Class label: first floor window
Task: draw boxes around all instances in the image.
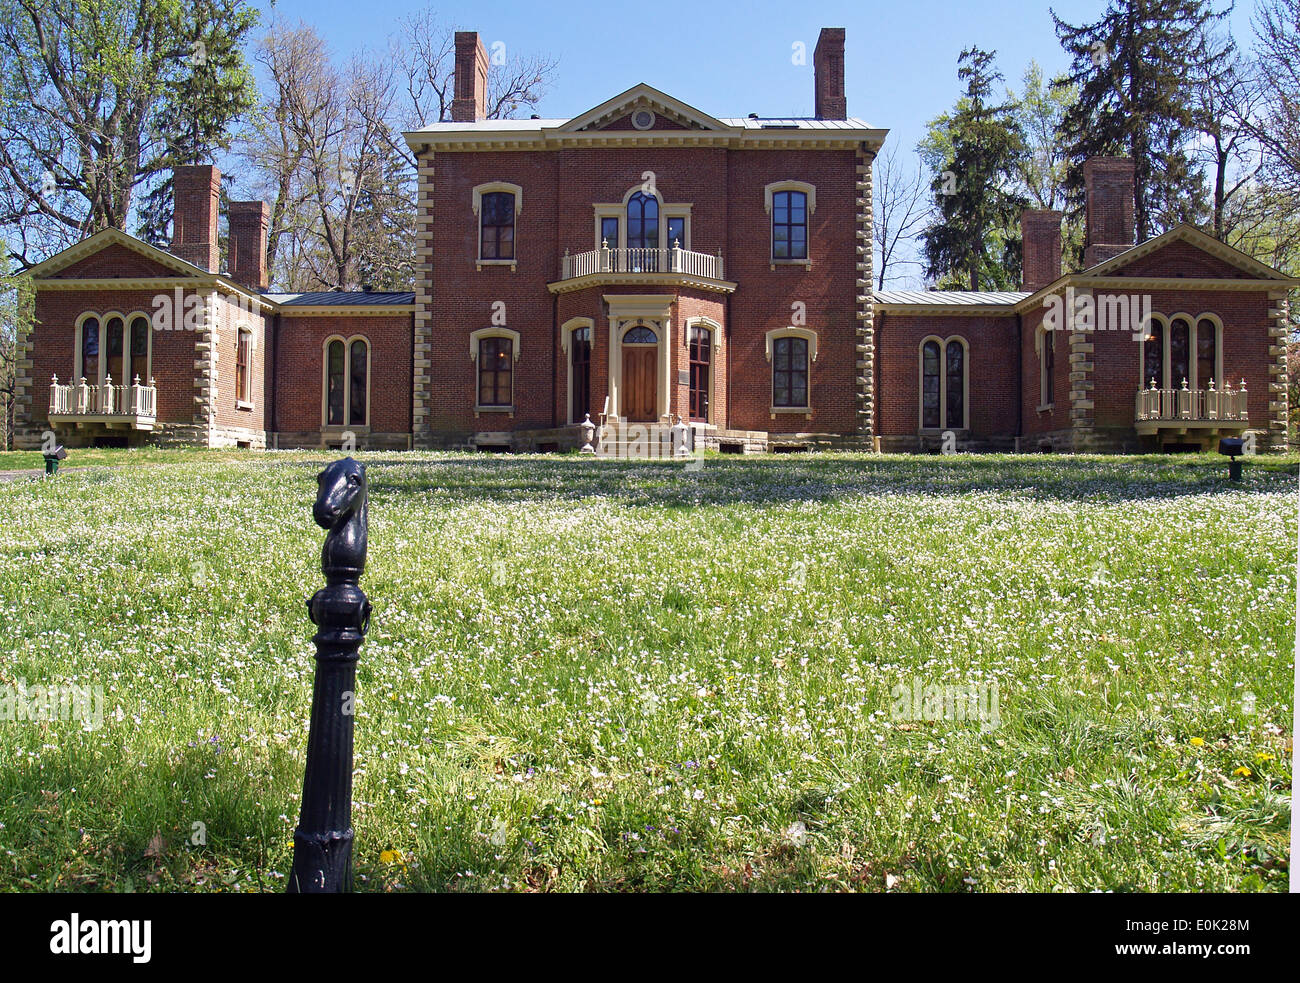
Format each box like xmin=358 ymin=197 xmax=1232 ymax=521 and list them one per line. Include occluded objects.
xmin=1040 ymin=329 xmax=1054 ymax=406
xmin=921 ymin=338 xmax=966 ymax=429
xmin=236 ymin=329 xmax=251 ymax=404
xmin=130 ymin=316 xmax=149 ymax=383
xmin=1170 ymin=317 xmax=1191 ymax=389
xmin=689 ymin=326 xmax=711 ymax=420
xmin=80 ymin=317 xmax=99 ymax=383
xmin=326 ymin=337 xmax=369 ymax=426
xmin=772 ymin=336 xmax=808 ymax=408
xmin=479 ymin=336 xmax=513 ymax=406
xmin=1143 ymin=325 xmax=1163 ymax=389
xmin=1197 ymin=317 xmax=1217 ymax=389
xmin=571 ymin=326 xmax=590 ymax=422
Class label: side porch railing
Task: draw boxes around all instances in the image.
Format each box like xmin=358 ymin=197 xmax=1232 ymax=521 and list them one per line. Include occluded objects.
xmin=1135 ymin=378 xmax=1248 ymax=423
xmin=49 ymin=374 xmax=158 ymax=419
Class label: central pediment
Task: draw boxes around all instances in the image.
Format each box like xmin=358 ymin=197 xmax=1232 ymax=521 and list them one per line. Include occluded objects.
xmin=560 ymin=84 xmax=731 ymax=133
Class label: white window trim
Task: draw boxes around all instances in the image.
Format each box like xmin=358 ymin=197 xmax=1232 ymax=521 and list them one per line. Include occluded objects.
xmin=235 ymin=326 xmax=254 ymax=409
xmin=684 ymin=316 xmax=722 ymax=425
xmin=561 ymin=317 xmax=595 ymax=424
xmin=591 ymin=188 xmax=693 ymax=251
xmin=470 ymin=326 xmax=521 ymax=414
xmin=1034 ymin=324 xmax=1055 ymax=412
xmin=321 ymin=334 xmax=371 ymax=429
xmin=764 ymin=180 xmax=816 ymax=269
xmin=603 ymin=294 xmax=676 ymax=421
xmin=918 ymin=335 xmax=969 ymax=432
xmin=74 ymin=310 xmax=153 ymax=389
xmin=765 ymin=326 xmax=816 ymax=415
xmin=472 ymin=182 xmax=522 ymax=270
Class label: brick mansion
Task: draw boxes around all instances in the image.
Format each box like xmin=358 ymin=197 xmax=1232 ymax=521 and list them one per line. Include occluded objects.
xmin=13 ymin=28 xmax=1297 ymax=454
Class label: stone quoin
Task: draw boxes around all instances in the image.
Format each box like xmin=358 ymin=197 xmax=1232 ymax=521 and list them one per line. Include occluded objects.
xmin=13 ymin=28 xmax=1297 ymax=454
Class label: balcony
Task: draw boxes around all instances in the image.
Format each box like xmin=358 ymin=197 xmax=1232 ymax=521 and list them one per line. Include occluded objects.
xmin=1134 ymin=380 xmax=1248 ymax=436
xmin=49 ymin=374 xmax=158 ymax=430
xmin=555 ymin=244 xmax=730 ymax=291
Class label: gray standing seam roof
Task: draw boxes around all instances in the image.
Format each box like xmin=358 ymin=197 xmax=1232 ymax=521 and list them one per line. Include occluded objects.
xmin=874 ymin=290 xmax=1031 ymax=306
xmin=262 ymin=291 xmax=415 ymax=306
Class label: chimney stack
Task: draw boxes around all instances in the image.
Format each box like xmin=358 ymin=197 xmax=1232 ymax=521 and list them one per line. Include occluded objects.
xmin=814 ymin=28 xmax=847 ymax=121
xmin=452 ymin=32 xmax=489 ymax=123
xmin=1082 ymin=157 xmax=1135 ymax=266
xmin=171 ymin=165 xmax=220 ymax=272
xmin=1020 ymin=209 xmax=1063 ymax=291
xmin=228 ymin=200 xmax=269 ymax=290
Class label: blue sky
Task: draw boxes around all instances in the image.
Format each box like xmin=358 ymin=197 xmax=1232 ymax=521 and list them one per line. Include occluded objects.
xmin=255 ymin=0 xmax=1259 ymax=160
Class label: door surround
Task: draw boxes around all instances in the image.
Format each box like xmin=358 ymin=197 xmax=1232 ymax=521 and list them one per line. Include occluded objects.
xmin=604 ymin=293 xmax=674 ymax=420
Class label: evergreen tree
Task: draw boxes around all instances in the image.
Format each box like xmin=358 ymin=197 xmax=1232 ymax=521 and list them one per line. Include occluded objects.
xmin=921 ymin=47 xmax=1027 ymax=291
xmin=1051 ymin=0 xmax=1230 ymax=245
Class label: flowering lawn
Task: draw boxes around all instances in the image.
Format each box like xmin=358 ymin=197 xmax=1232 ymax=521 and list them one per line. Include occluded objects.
xmin=0 ymin=450 xmax=1294 ymax=892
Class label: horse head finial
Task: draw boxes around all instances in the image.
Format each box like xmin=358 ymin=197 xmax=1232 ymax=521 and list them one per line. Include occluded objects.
xmin=314 ymin=457 xmax=368 ymax=583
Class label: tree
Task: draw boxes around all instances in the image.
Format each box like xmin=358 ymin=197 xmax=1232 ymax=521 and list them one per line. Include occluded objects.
xmin=1051 ymin=0 xmax=1230 ymax=244
xmin=1190 ymin=38 xmax=1263 ymax=242
xmin=1250 ymin=0 xmax=1300 ymax=198
xmin=872 ymin=144 xmax=929 ymax=289
xmin=921 ymin=47 xmax=1027 ymax=291
xmin=0 ymin=0 xmax=258 ymax=268
xmin=0 ymin=243 xmax=33 ymax=449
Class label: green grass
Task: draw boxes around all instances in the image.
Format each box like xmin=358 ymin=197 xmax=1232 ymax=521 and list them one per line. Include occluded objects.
xmin=0 ymin=451 xmax=1293 ymax=892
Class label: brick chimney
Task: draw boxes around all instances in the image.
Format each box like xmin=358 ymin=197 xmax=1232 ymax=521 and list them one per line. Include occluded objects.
xmin=1020 ymin=209 xmax=1062 ymax=291
xmin=1083 ymin=157 xmax=1135 ymax=267
xmin=228 ymin=200 xmax=269 ymax=290
xmin=451 ymin=32 xmax=489 ymax=122
xmin=814 ymin=27 xmax=847 ymax=121
xmin=171 ymin=165 xmax=221 ymax=272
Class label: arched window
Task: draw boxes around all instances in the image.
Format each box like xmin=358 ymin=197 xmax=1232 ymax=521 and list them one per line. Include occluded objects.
xmin=1170 ymin=317 xmax=1191 ymax=389
xmin=129 ymin=315 xmax=150 ymax=385
xmin=626 ymin=192 xmax=659 ymax=250
xmin=104 ymin=316 xmax=125 ymax=384
xmin=79 ymin=316 xmax=100 ymax=383
xmin=689 ymin=325 xmax=711 ymax=421
xmin=772 ymin=190 xmax=808 ymax=260
xmin=1142 ymin=318 xmax=1164 ymax=389
xmin=570 ymin=325 xmax=591 ymax=424
xmin=325 ymin=336 xmax=369 ymax=426
xmin=946 ymin=341 xmax=965 ymax=429
xmin=1038 ymin=327 xmax=1055 ymax=407
xmin=922 ymin=340 xmax=941 ymax=429
xmin=622 ymin=325 xmax=658 ymax=344
xmin=1196 ymin=317 xmax=1218 ymax=389
xmin=919 ymin=337 xmax=968 ymax=430
xmin=479 ymin=191 xmax=515 ymax=260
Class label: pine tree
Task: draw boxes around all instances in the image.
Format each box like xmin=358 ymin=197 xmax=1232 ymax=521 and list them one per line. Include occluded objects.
xmin=921 ymin=47 xmax=1027 ymax=291
xmin=1051 ymin=0 xmax=1230 ymax=245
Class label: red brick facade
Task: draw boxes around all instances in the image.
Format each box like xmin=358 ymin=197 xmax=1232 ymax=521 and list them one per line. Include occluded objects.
xmin=13 ymin=28 xmax=1295 ymax=454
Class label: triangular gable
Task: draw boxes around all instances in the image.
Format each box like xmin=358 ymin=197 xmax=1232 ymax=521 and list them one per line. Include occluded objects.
xmin=560 ymin=83 xmax=730 ymax=133
xmin=1085 ymin=224 xmax=1292 ymax=281
xmin=27 ymin=227 xmax=207 ymax=280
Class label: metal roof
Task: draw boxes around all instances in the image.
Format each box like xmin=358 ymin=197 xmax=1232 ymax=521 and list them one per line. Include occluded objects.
xmin=874 ymin=290 xmax=1031 ymax=306
xmin=720 ymin=117 xmax=877 ymax=129
xmin=409 ymin=116 xmax=877 ymax=134
xmin=263 ymin=291 xmax=415 ymax=306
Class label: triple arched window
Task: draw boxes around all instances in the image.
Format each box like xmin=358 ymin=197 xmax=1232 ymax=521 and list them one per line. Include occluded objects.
xmin=75 ymin=312 xmax=152 ymax=387
xmin=1141 ymin=314 xmax=1223 ymax=392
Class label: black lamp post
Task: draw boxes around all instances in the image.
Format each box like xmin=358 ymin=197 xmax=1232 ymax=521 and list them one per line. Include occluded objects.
xmin=1218 ymin=436 xmax=1245 ymax=482
xmin=288 ymin=457 xmax=371 ymax=893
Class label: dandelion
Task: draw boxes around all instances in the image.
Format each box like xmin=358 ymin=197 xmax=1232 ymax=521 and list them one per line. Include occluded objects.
xmin=1189 ymin=737 xmax=1205 ymax=747
xmin=1233 ymin=767 xmax=1252 ymax=778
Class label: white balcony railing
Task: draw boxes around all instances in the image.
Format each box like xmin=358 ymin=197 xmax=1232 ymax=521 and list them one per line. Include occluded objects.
xmin=560 ymin=243 xmax=725 ymax=281
xmin=49 ymin=374 xmax=157 ymax=421
xmin=1135 ymin=378 xmax=1248 ymax=424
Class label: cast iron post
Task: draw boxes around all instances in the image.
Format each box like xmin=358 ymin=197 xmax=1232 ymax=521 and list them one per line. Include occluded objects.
xmin=288 ymin=457 xmax=371 ymax=893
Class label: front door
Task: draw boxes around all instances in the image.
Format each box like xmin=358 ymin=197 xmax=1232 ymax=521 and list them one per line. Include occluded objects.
xmin=622 ymin=346 xmax=658 ymax=422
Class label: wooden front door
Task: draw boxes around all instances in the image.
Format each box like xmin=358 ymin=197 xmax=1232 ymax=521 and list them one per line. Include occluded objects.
xmin=622 ymin=346 xmax=658 ymax=422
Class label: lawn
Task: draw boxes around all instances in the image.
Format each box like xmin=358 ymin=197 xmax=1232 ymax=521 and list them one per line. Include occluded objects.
xmin=0 ymin=451 xmax=1294 ymax=892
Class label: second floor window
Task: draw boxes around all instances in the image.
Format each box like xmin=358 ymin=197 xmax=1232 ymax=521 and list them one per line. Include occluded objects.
xmin=772 ymin=336 xmax=808 ymax=408
xmin=480 ymin=191 xmax=515 ymax=260
xmin=478 ymin=336 xmax=513 ymax=406
xmin=772 ymin=190 xmax=807 ymax=260
xmin=627 ymin=192 xmax=658 ymax=249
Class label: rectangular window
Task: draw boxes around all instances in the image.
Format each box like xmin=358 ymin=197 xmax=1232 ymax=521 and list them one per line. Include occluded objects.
xmin=571 ymin=327 xmax=591 ymax=423
xmin=772 ymin=337 xmax=808 ymax=408
xmin=772 ymin=190 xmax=808 ymax=260
xmin=689 ymin=326 xmax=711 ymax=420
xmin=1042 ymin=330 xmax=1054 ymax=406
xmin=236 ymin=330 xmax=250 ymax=403
xmin=601 ymin=216 xmax=619 ymax=248
xmin=480 ymin=192 xmax=515 ymax=260
xmin=667 ymin=216 xmax=686 ymax=250
xmin=478 ymin=337 xmax=513 ymax=406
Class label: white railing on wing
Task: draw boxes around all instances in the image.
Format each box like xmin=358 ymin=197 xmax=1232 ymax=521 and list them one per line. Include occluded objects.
xmin=1134 ymin=378 xmax=1248 ymax=423
xmin=49 ymin=374 xmax=157 ymax=418
xmin=560 ymin=243 xmax=724 ymax=280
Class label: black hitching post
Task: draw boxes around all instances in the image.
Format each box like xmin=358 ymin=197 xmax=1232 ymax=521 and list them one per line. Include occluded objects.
xmin=288 ymin=457 xmax=371 ymax=893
